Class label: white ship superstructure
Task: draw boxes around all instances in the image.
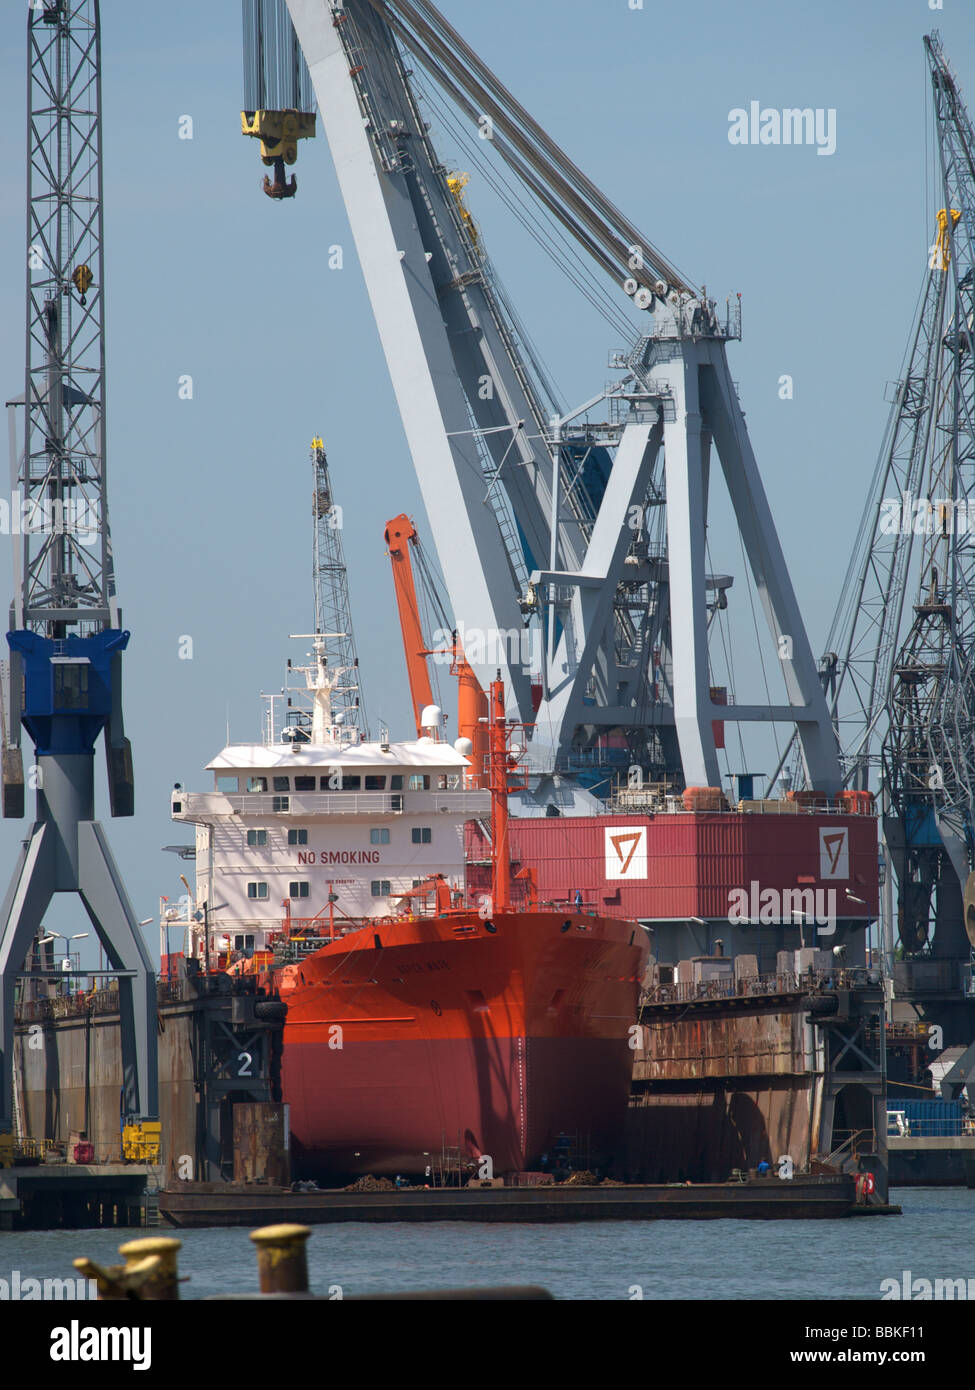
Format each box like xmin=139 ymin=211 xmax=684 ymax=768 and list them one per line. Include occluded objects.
xmin=170 ymin=646 xmax=489 ymax=959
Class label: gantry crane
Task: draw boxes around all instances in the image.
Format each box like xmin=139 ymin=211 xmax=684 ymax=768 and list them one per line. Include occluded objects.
xmin=277 ymin=0 xmax=840 ymax=806
xmin=0 ymin=1 xmax=157 ymax=1136
xmin=801 ymin=33 xmax=975 ymax=1047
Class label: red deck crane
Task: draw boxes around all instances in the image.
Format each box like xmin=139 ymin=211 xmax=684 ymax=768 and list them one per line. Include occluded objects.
xmin=384 ymin=513 xmax=488 ymax=784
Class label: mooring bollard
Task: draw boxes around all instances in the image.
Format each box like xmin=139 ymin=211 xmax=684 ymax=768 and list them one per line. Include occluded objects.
xmin=249 ymin=1222 xmax=312 ymax=1294
xmin=117 ymin=1237 xmax=183 ymax=1300
xmin=73 ymin=1235 xmax=182 ymax=1300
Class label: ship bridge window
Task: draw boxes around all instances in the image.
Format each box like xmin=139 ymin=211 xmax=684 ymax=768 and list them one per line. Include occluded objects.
xmin=370 ymin=828 xmax=390 ymax=845
xmin=246 ymin=829 xmax=268 ymax=848
xmin=390 ymin=775 xmax=403 ymax=791
xmin=322 ymin=773 xmax=361 ymax=790
xmin=247 ymin=777 xmax=268 ymax=793
xmin=247 ymin=882 xmax=269 ymax=900
xmin=294 ymin=775 xmax=316 ymax=792
xmin=412 ymin=827 xmax=432 ymax=845
xmin=365 ymin=775 xmax=386 ymax=791
xmin=288 ymin=828 xmax=308 ymax=846
xmin=289 ymin=881 xmax=310 ymax=899
xmin=409 ymin=775 xmax=431 ymax=791
xmin=371 ymin=880 xmax=391 ymax=897
xmin=273 ymin=776 xmax=290 ymax=792
xmin=217 ymin=776 xmax=239 ymax=793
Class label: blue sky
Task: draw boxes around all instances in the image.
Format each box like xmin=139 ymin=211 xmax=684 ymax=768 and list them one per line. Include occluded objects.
xmin=0 ymin=0 xmax=972 ymax=952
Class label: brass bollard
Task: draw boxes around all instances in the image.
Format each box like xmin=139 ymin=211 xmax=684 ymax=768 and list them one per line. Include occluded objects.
xmin=117 ymin=1237 xmax=183 ymax=1300
xmin=249 ymin=1223 xmax=311 ymax=1294
xmin=73 ymin=1236 xmax=182 ymax=1301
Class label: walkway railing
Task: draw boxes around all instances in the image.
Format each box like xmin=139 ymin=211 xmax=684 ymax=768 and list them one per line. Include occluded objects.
xmin=642 ymin=966 xmax=880 ymax=1006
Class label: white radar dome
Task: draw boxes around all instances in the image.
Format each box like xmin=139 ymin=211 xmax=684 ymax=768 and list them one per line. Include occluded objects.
xmin=454 ymin=737 xmax=474 ymax=757
xmin=420 ymin=704 xmax=444 ymax=729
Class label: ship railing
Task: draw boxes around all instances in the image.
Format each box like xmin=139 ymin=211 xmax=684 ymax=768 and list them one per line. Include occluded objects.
xmin=157 ymin=979 xmax=190 ymax=1003
xmin=604 ymin=794 xmax=876 ymax=817
xmin=881 ymin=1020 xmax=933 ymax=1041
xmin=177 ymin=790 xmax=492 ymax=819
xmin=15 ymin=983 xmax=121 ymax=1023
xmin=642 ymin=966 xmax=878 ymax=1006
xmin=227 ymin=791 xmax=400 ymax=816
xmin=811 ymin=1128 xmax=876 ymax=1171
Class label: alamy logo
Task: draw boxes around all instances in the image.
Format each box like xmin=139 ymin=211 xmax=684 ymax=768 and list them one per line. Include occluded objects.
xmin=0 ymin=492 xmax=100 ymax=540
xmin=881 ymin=1270 xmax=975 ymax=1300
xmin=1 ymin=1270 xmax=97 ymax=1300
xmin=879 ymin=493 xmax=975 ymax=536
xmin=728 ymin=103 xmax=836 ymax=156
xmin=728 ymin=882 xmax=837 ymax=935
xmin=50 ymin=1321 xmax=151 ymax=1370
xmin=429 ymin=620 xmax=541 ymax=673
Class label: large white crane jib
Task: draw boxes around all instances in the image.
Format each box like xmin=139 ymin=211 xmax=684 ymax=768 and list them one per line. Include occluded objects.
xmin=284 ymin=0 xmax=841 ymax=796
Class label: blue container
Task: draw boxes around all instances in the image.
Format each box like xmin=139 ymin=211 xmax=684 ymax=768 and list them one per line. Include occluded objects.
xmin=899 ymin=1099 xmax=963 ymax=1137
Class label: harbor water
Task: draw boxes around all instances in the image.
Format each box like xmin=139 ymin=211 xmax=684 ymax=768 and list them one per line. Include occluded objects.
xmin=1 ymin=1188 xmax=971 ymax=1301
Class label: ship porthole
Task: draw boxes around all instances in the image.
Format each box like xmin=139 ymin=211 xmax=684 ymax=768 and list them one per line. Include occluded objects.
xmin=561 ymin=920 xmax=571 ymax=933
xmin=484 ymin=920 xmax=497 ymax=934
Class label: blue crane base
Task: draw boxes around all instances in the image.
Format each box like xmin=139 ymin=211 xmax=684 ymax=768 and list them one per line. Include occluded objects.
xmin=0 ymin=630 xmax=155 ymax=1135
xmin=7 ymin=628 xmax=128 ymax=755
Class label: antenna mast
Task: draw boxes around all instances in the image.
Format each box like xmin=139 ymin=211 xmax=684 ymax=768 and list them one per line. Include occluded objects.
xmin=311 ymin=437 xmax=367 ymax=737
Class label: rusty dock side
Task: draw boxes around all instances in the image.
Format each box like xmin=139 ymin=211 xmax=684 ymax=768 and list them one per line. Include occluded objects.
xmin=158 ymin=1173 xmax=901 ymax=1227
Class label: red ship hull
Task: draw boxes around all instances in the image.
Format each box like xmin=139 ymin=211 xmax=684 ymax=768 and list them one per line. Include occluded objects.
xmin=273 ymin=910 xmax=648 ymax=1179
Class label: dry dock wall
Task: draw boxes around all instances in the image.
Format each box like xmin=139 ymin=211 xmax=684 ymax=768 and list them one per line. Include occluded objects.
xmin=14 ymin=1001 xmax=198 ymax=1175
xmin=625 ymin=1002 xmax=822 ymax=1182
xmin=14 ymin=993 xmax=827 ymax=1183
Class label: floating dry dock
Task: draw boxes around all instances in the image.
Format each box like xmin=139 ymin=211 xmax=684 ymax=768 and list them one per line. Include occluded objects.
xmin=159 ymin=1174 xmax=899 ymax=1227
xmin=0 ymin=1163 xmax=160 ymax=1230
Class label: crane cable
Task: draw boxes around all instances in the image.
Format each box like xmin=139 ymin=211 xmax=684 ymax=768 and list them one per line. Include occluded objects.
xmin=372 ymin=0 xmax=698 ymax=295
xmin=414 ymin=73 xmax=638 ymax=345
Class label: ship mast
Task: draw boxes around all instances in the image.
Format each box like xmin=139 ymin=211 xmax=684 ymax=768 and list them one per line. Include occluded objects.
xmin=310 ymin=436 xmax=367 ymax=737
xmin=489 ymin=679 xmax=511 ymax=914
xmin=487 ymin=678 xmax=532 ymax=914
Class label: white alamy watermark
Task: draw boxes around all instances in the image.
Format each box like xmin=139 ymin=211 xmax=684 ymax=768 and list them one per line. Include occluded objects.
xmin=1 ymin=1269 xmax=98 ymax=1300
xmin=880 ymin=492 xmax=975 ymax=536
xmin=0 ymin=492 xmax=100 ymax=541
xmin=728 ymin=882 xmax=837 ymax=936
xmin=429 ymin=620 xmax=541 ymax=673
xmin=881 ymin=1270 xmax=975 ymax=1300
xmin=728 ymin=103 xmax=836 ymax=156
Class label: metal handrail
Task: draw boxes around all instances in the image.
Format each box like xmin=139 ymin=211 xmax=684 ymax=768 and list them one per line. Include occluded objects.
xmin=642 ymin=966 xmax=879 ymax=1007
xmin=176 ymin=789 xmax=491 ymax=818
xmin=811 ymin=1127 xmax=875 ymax=1168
